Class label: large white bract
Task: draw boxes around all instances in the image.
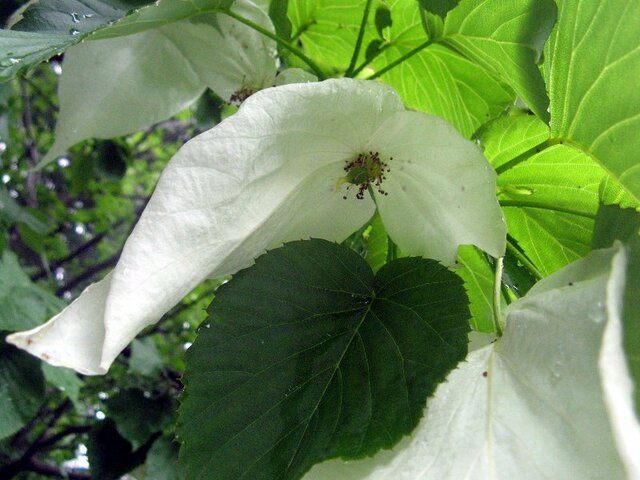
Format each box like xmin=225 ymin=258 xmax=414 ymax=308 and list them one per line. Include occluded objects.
xmin=305 ymin=245 xmax=640 ymax=480
xmin=8 ymin=78 xmax=506 ymax=375
xmin=40 ymin=0 xmax=278 ymax=166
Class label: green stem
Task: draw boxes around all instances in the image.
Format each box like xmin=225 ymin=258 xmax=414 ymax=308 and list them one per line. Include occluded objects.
xmin=506 ymin=239 xmax=543 ymax=281
xmin=386 ymin=237 xmax=398 ymax=262
xmin=223 ymin=9 xmax=326 ymax=80
xmin=366 ymin=39 xmax=433 ymax=80
xmin=345 ymin=0 xmax=374 ymax=77
xmin=351 ymin=42 xmax=390 ymax=78
xmin=499 ymin=199 xmax=596 ymax=219
xmin=493 ymin=256 xmax=504 ymax=337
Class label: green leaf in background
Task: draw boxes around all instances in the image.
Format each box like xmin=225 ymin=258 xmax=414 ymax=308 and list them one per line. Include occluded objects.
xmin=480 ymin=114 xmax=611 ymax=276
xmin=87 ymin=420 xmax=151 ymax=480
xmin=592 ymin=204 xmax=640 ymax=250
xmin=369 ymin=0 xmax=514 ymax=138
xmin=0 ymin=251 xmax=65 ymax=331
xmin=42 ymin=363 xmax=83 ymax=405
xmin=288 ymin=0 xmax=515 ymax=137
xmin=106 ymin=388 xmax=174 ymax=449
xmin=546 ymin=0 xmax=640 ymax=205
xmin=479 ymin=114 xmax=550 ymax=171
xmin=0 ymin=340 xmax=45 ymax=439
xmin=0 ymin=186 xmax=48 ymax=233
xmin=455 ymin=245 xmax=498 ymax=332
xmin=179 ymin=239 xmax=470 ymax=480
xmin=129 ymin=337 xmax=164 ymax=377
xmin=504 ymin=208 xmax=592 ymax=277
xmin=146 ymin=434 xmax=185 ymax=480
xmin=442 ymin=0 xmax=556 ymax=120
xmin=305 ymin=246 xmax=635 ymax=480
xmin=417 ymin=0 xmax=460 ymax=19
xmin=374 ymin=5 xmax=392 ymax=37
xmin=0 ymin=30 xmax=69 ymax=81
xmin=376 ymin=42 xmax=513 ymax=138
xmin=145 ymin=435 xmax=185 ymax=480
xmin=0 ymin=0 xmax=152 ymax=80
xmin=269 ymin=0 xmax=292 ymax=41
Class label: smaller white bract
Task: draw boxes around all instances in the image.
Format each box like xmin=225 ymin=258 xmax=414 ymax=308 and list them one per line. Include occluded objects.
xmin=41 ymin=0 xmax=278 ymax=166
xmin=8 ymin=78 xmax=506 ymax=375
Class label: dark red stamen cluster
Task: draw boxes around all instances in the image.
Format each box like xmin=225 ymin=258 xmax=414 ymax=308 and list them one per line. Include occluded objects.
xmin=342 ymin=151 xmax=391 ymax=200
xmin=229 ymin=87 xmax=255 ymax=105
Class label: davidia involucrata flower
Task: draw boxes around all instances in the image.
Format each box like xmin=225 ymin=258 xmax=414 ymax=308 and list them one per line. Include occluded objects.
xmin=8 ymin=78 xmax=506 ymax=374
xmin=41 ymin=0 xmax=278 ymax=165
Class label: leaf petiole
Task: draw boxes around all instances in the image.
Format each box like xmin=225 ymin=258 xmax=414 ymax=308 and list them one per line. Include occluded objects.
xmin=345 ymin=0 xmax=374 ymax=77
xmin=222 ymin=9 xmax=326 ymax=80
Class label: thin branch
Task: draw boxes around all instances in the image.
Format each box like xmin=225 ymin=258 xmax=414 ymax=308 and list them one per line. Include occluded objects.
xmin=366 ymin=39 xmax=433 ymax=80
xmin=55 ymin=251 xmax=120 ymax=296
xmin=31 ymin=232 xmax=106 ymax=281
xmin=345 ymin=0 xmax=374 ymax=77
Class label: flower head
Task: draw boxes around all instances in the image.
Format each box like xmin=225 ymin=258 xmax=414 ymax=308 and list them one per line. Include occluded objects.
xmin=8 ymin=78 xmax=506 ymax=375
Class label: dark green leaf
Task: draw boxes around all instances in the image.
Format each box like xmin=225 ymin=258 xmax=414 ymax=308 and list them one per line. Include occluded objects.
xmin=0 ymin=340 xmax=45 ymax=439
xmin=0 ymin=251 xmax=65 ymax=331
xmin=12 ymin=0 xmax=153 ymax=35
xmin=364 ymin=38 xmax=382 ymax=62
xmin=622 ymin=235 xmax=640 ymax=416
xmin=0 ymin=30 xmax=70 ymax=81
xmin=146 ymin=434 xmax=185 ymax=480
xmin=194 ymin=90 xmax=224 ymax=130
xmin=87 ymin=421 xmax=146 ymax=480
xmin=42 ymin=363 xmax=83 ymax=405
xmin=593 ymin=204 xmax=640 ymax=250
xmin=95 ymin=140 xmax=128 ymax=179
xmin=418 ymin=0 xmax=460 ymax=18
xmin=374 ymin=5 xmax=391 ymax=37
xmin=1 ymin=0 xmax=231 ymax=80
xmin=269 ymin=0 xmax=292 ymax=41
xmin=179 ymin=239 xmax=470 ymax=480
xmin=129 ymin=337 xmax=163 ymax=377
xmin=106 ymin=388 xmax=174 ymax=448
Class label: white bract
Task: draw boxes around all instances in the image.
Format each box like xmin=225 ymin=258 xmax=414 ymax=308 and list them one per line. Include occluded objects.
xmin=305 ymin=245 xmax=640 ymax=480
xmin=40 ymin=0 xmax=278 ymax=166
xmin=8 ymin=78 xmax=506 ymax=375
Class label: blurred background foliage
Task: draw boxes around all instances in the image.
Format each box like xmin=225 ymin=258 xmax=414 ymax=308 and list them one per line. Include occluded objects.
xmin=0 ymin=3 xmax=231 ymax=478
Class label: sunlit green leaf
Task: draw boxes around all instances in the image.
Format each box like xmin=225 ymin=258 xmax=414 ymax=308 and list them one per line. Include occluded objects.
xmin=479 ymin=114 xmax=549 ymax=170
xmin=455 ymin=244 xmax=497 ymax=332
xmin=546 ymin=0 xmax=640 ymax=204
xmin=442 ymin=0 xmax=556 ymax=120
xmin=179 ymin=239 xmax=470 ymax=480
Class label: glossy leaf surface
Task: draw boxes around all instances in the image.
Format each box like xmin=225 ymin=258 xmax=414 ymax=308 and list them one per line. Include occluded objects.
xmin=179 ymin=239 xmax=470 ymax=480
